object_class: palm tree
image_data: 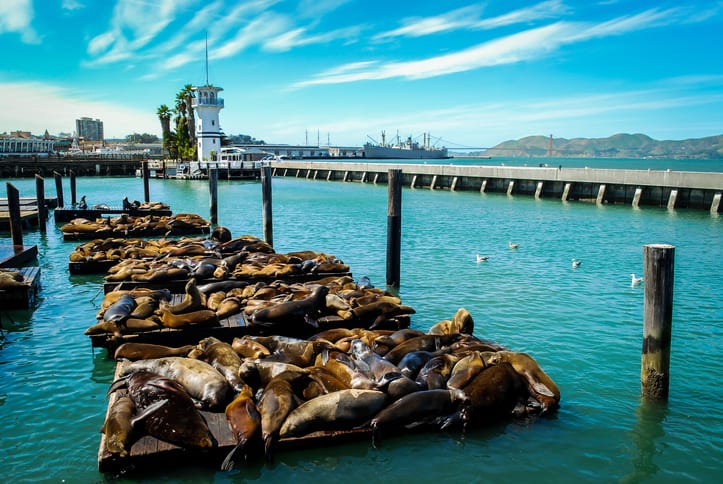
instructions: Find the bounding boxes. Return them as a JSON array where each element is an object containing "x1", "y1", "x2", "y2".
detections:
[
  {"x1": 181, "y1": 84, "x2": 196, "y2": 147},
  {"x1": 156, "y1": 104, "x2": 172, "y2": 155}
]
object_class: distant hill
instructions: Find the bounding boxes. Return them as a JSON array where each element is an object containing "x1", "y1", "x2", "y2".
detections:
[{"x1": 478, "y1": 133, "x2": 723, "y2": 159}]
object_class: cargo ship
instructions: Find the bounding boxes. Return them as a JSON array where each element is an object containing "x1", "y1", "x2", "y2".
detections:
[{"x1": 363, "y1": 131, "x2": 448, "y2": 159}]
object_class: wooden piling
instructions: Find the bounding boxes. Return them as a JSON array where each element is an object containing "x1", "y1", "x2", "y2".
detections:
[
  {"x1": 6, "y1": 183, "x2": 23, "y2": 246},
  {"x1": 641, "y1": 243, "x2": 675, "y2": 400},
  {"x1": 35, "y1": 175, "x2": 46, "y2": 232},
  {"x1": 261, "y1": 165, "x2": 273, "y2": 248},
  {"x1": 53, "y1": 171, "x2": 64, "y2": 207},
  {"x1": 70, "y1": 170, "x2": 77, "y2": 206},
  {"x1": 386, "y1": 169, "x2": 402, "y2": 287},
  {"x1": 142, "y1": 161, "x2": 150, "y2": 203},
  {"x1": 209, "y1": 167, "x2": 218, "y2": 225}
]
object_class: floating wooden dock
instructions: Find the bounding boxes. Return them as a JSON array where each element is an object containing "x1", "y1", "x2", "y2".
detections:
[
  {"x1": 62, "y1": 225, "x2": 210, "y2": 241},
  {"x1": 54, "y1": 205, "x2": 173, "y2": 223},
  {"x1": 0, "y1": 245, "x2": 38, "y2": 268},
  {"x1": 271, "y1": 161, "x2": 723, "y2": 212},
  {"x1": 0, "y1": 266, "x2": 41, "y2": 309}
]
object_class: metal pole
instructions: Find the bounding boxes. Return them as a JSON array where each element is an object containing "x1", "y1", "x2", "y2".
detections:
[
  {"x1": 641, "y1": 243, "x2": 675, "y2": 400},
  {"x1": 386, "y1": 169, "x2": 402, "y2": 287},
  {"x1": 261, "y1": 165, "x2": 273, "y2": 248}
]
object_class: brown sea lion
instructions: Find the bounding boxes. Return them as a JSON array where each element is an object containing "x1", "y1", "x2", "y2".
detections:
[
  {"x1": 158, "y1": 308, "x2": 218, "y2": 329},
  {"x1": 215, "y1": 296, "x2": 242, "y2": 319},
  {"x1": 372, "y1": 328, "x2": 426, "y2": 355},
  {"x1": 427, "y1": 307, "x2": 475, "y2": 335},
  {"x1": 280, "y1": 389, "x2": 388, "y2": 439},
  {"x1": 383, "y1": 334, "x2": 461, "y2": 365},
  {"x1": 84, "y1": 317, "x2": 161, "y2": 336},
  {"x1": 463, "y1": 362, "x2": 528, "y2": 424},
  {"x1": 232, "y1": 336, "x2": 271, "y2": 359},
  {"x1": 165, "y1": 278, "x2": 204, "y2": 314},
  {"x1": 120, "y1": 371, "x2": 215, "y2": 449},
  {"x1": 258, "y1": 371, "x2": 309, "y2": 461},
  {"x1": 446, "y1": 351, "x2": 489, "y2": 390},
  {"x1": 101, "y1": 395, "x2": 136, "y2": 458},
  {"x1": 191, "y1": 337, "x2": 245, "y2": 392},
  {"x1": 119, "y1": 356, "x2": 232, "y2": 411},
  {"x1": 349, "y1": 339, "x2": 420, "y2": 400},
  {"x1": 221, "y1": 384, "x2": 261, "y2": 470},
  {"x1": 348, "y1": 300, "x2": 416, "y2": 329},
  {"x1": 483, "y1": 351, "x2": 561, "y2": 412},
  {"x1": 114, "y1": 342, "x2": 195, "y2": 361},
  {"x1": 237, "y1": 359, "x2": 307, "y2": 389},
  {"x1": 249, "y1": 285, "x2": 329, "y2": 331},
  {"x1": 369, "y1": 388, "x2": 470, "y2": 447}
]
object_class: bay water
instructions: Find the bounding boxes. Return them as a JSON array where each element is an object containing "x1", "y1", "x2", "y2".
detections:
[{"x1": 1, "y1": 158, "x2": 721, "y2": 483}]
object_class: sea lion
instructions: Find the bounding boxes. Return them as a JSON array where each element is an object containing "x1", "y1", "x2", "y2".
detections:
[
  {"x1": 349, "y1": 339, "x2": 419, "y2": 400},
  {"x1": 0, "y1": 270, "x2": 28, "y2": 289},
  {"x1": 462, "y1": 362, "x2": 528, "y2": 424},
  {"x1": 114, "y1": 342, "x2": 195, "y2": 361},
  {"x1": 211, "y1": 225, "x2": 232, "y2": 242},
  {"x1": 446, "y1": 351, "x2": 489, "y2": 390},
  {"x1": 215, "y1": 296, "x2": 242, "y2": 319},
  {"x1": 232, "y1": 336, "x2": 271, "y2": 359},
  {"x1": 483, "y1": 351, "x2": 561, "y2": 412},
  {"x1": 237, "y1": 359, "x2": 307, "y2": 389},
  {"x1": 158, "y1": 308, "x2": 218, "y2": 329},
  {"x1": 427, "y1": 307, "x2": 474, "y2": 335},
  {"x1": 280, "y1": 389, "x2": 388, "y2": 439},
  {"x1": 101, "y1": 395, "x2": 136, "y2": 458},
  {"x1": 121, "y1": 371, "x2": 215, "y2": 449},
  {"x1": 383, "y1": 334, "x2": 460, "y2": 365},
  {"x1": 84, "y1": 317, "x2": 161, "y2": 336},
  {"x1": 372, "y1": 328, "x2": 426, "y2": 355},
  {"x1": 249, "y1": 285, "x2": 329, "y2": 331},
  {"x1": 348, "y1": 300, "x2": 416, "y2": 329},
  {"x1": 258, "y1": 370, "x2": 310, "y2": 461},
  {"x1": 119, "y1": 357, "x2": 232, "y2": 411},
  {"x1": 103, "y1": 294, "x2": 137, "y2": 324},
  {"x1": 165, "y1": 278, "x2": 204, "y2": 314},
  {"x1": 415, "y1": 354, "x2": 460, "y2": 390},
  {"x1": 191, "y1": 337, "x2": 245, "y2": 392},
  {"x1": 221, "y1": 384, "x2": 261, "y2": 470},
  {"x1": 314, "y1": 352, "x2": 377, "y2": 390},
  {"x1": 369, "y1": 388, "x2": 470, "y2": 447}
]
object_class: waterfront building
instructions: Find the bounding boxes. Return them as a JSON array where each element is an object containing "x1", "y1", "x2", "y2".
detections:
[
  {"x1": 75, "y1": 117, "x2": 104, "y2": 142},
  {"x1": 192, "y1": 84, "x2": 224, "y2": 165},
  {"x1": 0, "y1": 133, "x2": 55, "y2": 157}
]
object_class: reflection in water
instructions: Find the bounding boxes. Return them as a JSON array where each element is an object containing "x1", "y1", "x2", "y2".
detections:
[{"x1": 622, "y1": 399, "x2": 668, "y2": 483}]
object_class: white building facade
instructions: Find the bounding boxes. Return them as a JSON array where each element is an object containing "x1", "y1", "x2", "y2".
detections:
[{"x1": 192, "y1": 84, "x2": 224, "y2": 166}]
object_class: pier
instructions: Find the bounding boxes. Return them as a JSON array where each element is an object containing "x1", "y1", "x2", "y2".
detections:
[{"x1": 270, "y1": 161, "x2": 723, "y2": 212}]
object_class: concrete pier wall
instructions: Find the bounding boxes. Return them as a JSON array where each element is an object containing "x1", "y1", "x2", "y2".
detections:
[{"x1": 271, "y1": 161, "x2": 723, "y2": 212}]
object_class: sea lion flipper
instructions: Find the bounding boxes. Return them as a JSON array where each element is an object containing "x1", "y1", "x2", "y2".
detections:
[
  {"x1": 106, "y1": 376, "x2": 129, "y2": 397},
  {"x1": 130, "y1": 398, "x2": 168, "y2": 426},
  {"x1": 532, "y1": 381, "x2": 556, "y2": 397}
]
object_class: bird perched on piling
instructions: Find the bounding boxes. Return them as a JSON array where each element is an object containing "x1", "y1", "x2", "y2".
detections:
[
  {"x1": 571, "y1": 258, "x2": 582, "y2": 269},
  {"x1": 630, "y1": 273, "x2": 644, "y2": 286}
]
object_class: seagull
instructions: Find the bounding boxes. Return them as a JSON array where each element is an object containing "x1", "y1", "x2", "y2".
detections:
[
  {"x1": 508, "y1": 241, "x2": 520, "y2": 249},
  {"x1": 476, "y1": 254, "x2": 489, "y2": 263},
  {"x1": 571, "y1": 258, "x2": 582, "y2": 269},
  {"x1": 631, "y1": 273, "x2": 644, "y2": 286}
]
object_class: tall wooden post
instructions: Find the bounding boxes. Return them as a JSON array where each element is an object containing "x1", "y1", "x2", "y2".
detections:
[
  {"x1": 641, "y1": 244, "x2": 675, "y2": 400},
  {"x1": 142, "y1": 161, "x2": 150, "y2": 203},
  {"x1": 209, "y1": 167, "x2": 218, "y2": 225},
  {"x1": 35, "y1": 175, "x2": 46, "y2": 232},
  {"x1": 261, "y1": 165, "x2": 273, "y2": 248},
  {"x1": 70, "y1": 170, "x2": 77, "y2": 206},
  {"x1": 386, "y1": 169, "x2": 402, "y2": 287},
  {"x1": 53, "y1": 171, "x2": 64, "y2": 207},
  {"x1": 6, "y1": 183, "x2": 23, "y2": 247}
]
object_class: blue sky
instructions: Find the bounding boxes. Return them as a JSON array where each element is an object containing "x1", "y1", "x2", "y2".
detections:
[{"x1": 1, "y1": 0, "x2": 721, "y2": 149}]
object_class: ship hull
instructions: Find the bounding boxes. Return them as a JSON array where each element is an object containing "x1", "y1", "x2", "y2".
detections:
[{"x1": 363, "y1": 145, "x2": 448, "y2": 159}]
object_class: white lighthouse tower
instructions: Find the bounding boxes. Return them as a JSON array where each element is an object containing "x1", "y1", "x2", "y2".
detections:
[{"x1": 192, "y1": 83, "x2": 224, "y2": 167}]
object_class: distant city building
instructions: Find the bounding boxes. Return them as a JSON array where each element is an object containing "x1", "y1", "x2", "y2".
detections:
[
  {"x1": 0, "y1": 132, "x2": 55, "y2": 156},
  {"x1": 76, "y1": 117, "x2": 104, "y2": 142}
]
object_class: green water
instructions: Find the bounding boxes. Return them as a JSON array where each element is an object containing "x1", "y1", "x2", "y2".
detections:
[{"x1": 0, "y1": 173, "x2": 721, "y2": 483}]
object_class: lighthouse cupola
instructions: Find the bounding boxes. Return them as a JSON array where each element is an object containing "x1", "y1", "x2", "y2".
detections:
[{"x1": 192, "y1": 84, "x2": 224, "y2": 165}]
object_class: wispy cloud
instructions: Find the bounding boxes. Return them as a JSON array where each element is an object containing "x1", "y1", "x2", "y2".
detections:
[
  {"x1": 292, "y1": 7, "x2": 688, "y2": 89},
  {"x1": 0, "y1": 0, "x2": 40, "y2": 44},
  {"x1": 374, "y1": 0, "x2": 570, "y2": 40},
  {"x1": 62, "y1": 0, "x2": 85, "y2": 11}
]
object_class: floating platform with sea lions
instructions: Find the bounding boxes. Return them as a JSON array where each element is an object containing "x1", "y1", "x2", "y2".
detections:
[
  {"x1": 0, "y1": 266, "x2": 41, "y2": 309},
  {"x1": 60, "y1": 213, "x2": 211, "y2": 241},
  {"x1": 54, "y1": 199, "x2": 172, "y2": 222},
  {"x1": 97, "y1": 307, "x2": 561, "y2": 474}
]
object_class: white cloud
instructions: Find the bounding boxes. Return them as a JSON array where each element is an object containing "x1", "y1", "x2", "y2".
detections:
[
  {"x1": 62, "y1": 0, "x2": 85, "y2": 11},
  {"x1": 0, "y1": 0, "x2": 40, "y2": 44},
  {"x1": 0, "y1": 81, "x2": 159, "y2": 137}
]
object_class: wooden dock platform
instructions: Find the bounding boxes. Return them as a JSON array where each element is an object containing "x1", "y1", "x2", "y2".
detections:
[
  {"x1": 62, "y1": 225, "x2": 209, "y2": 241},
  {"x1": 0, "y1": 266, "x2": 41, "y2": 309},
  {"x1": 0, "y1": 245, "x2": 38, "y2": 268},
  {"x1": 54, "y1": 205, "x2": 172, "y2": 223}
]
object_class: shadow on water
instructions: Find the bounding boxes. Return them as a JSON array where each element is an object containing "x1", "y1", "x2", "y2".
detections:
[{"x1": 621, "y1": 398, "x2": 669, "y2": 483}]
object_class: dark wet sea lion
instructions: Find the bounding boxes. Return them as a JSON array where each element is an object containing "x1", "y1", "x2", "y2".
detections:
[
  {"x1": 349, "y1": 339, "x2": 419, "y2": 400},
  {"x1": 221, "y1": 384, "x2": 261, "y2": 470},
  {"x1": 349, "y1": 300, "x2": 416, "y2": 329},
  {"x1": 119, "y1": 357, "x2": 232, "y2": 410},
  {"x1": 280, "y1": 389, "x2": 388, "y2": 439},
  {"x1": 383, "y1": 334, "x2": 459, "y2": 365},
  {"x1": 249, "y1": 285, "x2": 329, "y2": 330},
  {"x1": 101, "y1": 395, "x2": 136, "y2": 458},
  {"x1": 415, "y1": 354, "x2": 460, "y2": 390},
  {"x1": 463, "y1": 362, "x2": 527, "y2": 424},
  {"x1": 197, "y1": 279, "x2": 250, "y2": 294},
  {"x1": 369, "y1": 388, "x2": 470, "y2": 447},
  {"x1": 103, "y1": 294, "x2": 137, "y2": 323},
  {"x1": 482, "y1": 351, "x2": 561, "y2": 412},
  {"x1": 237, "y1": 359, "x2": 307, "y2": 389},
  {"x1": 211, "y1": 225, "x2": 232, "y2": 242},
  {"x1": 114, "y1": 342, "x2": 195, "y2": 361},
  {"x1": 123, "y1": 371, "x2": 215, "y2": 449},
  {"x1": 371, "y1": 329, "x2": 426, "y2": 355}
]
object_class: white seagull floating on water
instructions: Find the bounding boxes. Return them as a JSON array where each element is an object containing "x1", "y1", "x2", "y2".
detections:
[
  {"x1": 508, "y1": 241, "x2": 520, "y2": 249},
  {"x1": 630, "y1": 273, "x2": 644, "y2": 286},
  {"x1": 476, "y1": 254, "x2": 489, "y2": 263},
  {"x1": 571, "y1": 258, "x2": 582, "y2": 269}
]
